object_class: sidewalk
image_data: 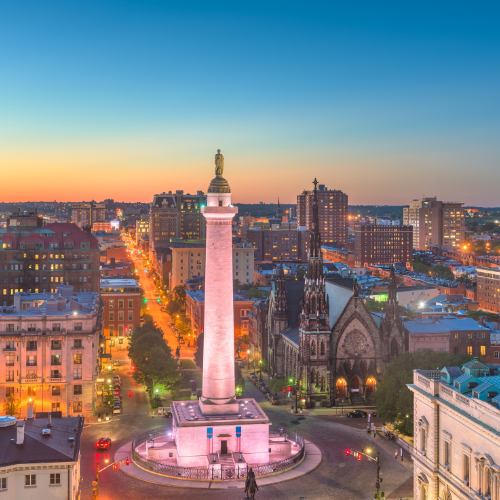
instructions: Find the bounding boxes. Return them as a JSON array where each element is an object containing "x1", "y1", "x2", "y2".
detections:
[
  {"x1": 367, "y1": 430, "x2": 413, "y2": 472},
  {"x1": 115, "y1": 440, "x2": 322, "y2": 489}
]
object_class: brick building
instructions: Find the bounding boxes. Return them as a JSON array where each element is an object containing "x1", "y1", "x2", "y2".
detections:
[
  {"x1": 0, "y1": 211, "x2": 100, "y2": 306},
  {"x1": 248, "y1": 298, "x2": 269, "y2": 362},
  {"x1": 185, "y1": 290, "x2": 255, "y2": 344},
  {"x1": 477, "y1": 266, "x2": 500, "y2": 313},
  {"x1": 354, "y1": 224, "x2": 413, "y2": 267},
  {"x1": 149, "y1": 191, "x2": 206, "y2": 256},
  {"x1": 297, "y1": 182, "x2": 348, "y2": 246},
  {"x1": 241, "y1": 229, "x2": 309, "y2": 261},
  {"x1": 0, "y1": 284, "x2": 102, "y2": 418},
  {"x1": 100, "y1": 278, "x2": 142, "y2": 352}
]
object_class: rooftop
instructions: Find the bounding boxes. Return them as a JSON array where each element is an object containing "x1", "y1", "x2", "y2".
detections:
[
  {"x1": 404, "y1": 317, "x2": 488, "y2": 335},
  {"x1": 100, "y1": 278, "x2": 140, "y2": 288},
  {"x1": 0, "y1": 415, "x2": 84, "y2": 467}
]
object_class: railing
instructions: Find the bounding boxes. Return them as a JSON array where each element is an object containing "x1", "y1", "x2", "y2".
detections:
[{"x1": 132, "y1": 426, "x2": 306, "y2": 481}]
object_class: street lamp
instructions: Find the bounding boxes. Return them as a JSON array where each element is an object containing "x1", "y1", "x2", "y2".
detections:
[
  {"x1": 259, "y1": 360, "x2": 263, "y2": 382},
  {"x1": 247, "y1": 349, "x2": 250, "y2": 369}
]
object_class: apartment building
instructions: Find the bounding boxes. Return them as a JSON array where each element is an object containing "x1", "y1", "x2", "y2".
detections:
[
  {"x1": 100, "y1": 278, "x2": 142, "y2": 351},
  {"x1": 403, "y1": 197, "x2": 465, "y2": 250},
  {"x1": 241, "y1": 228, "x2": 309, "y2": 261},
  {"x1": 0, "y1": 285, "x2": 101, "y2": 418},
  {"x1": 135, "y1": 218, "x2": 149, "y2": 246},
  {"x1": 477, "y1": 266, "x2": 500, "y2": 313},
  {"x1": 409, "y1": 359, "x2": 500, "y2": 500},
  {"x1": 0, "y1": 211, "x2": 100, "y2": 306},
  {"x1": 297, "y1": 183, "x2": 348, "y2": 246},
  {"x1": 354, "y1": 224, "x2": 413, "y2": 267},
  {"x1": 71, "y1": 202, "x2": 105, "y2": 228},
  {"x1": 148, "y1": 190, "x2": 206, "y2": 255},
  {"x1": 169, "y1": 245, "x2": 255, "y2": 289}
]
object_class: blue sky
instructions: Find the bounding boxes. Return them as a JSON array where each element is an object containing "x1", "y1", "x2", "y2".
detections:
[{"x1": 1, "y1": 1, "x2": 499, "y2": 205}]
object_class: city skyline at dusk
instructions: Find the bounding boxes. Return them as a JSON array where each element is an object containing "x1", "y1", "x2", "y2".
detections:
[{"x1": 1, "y1": 1, "x2": 499, "y2": 205}]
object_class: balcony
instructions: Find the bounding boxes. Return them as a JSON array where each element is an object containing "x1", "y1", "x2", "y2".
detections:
[
  {"x1": 26, "y1": 362, "x2": 37, "y2": 367},
  {"x1": 3, "y1": 347, "x2": 16, "y2": 351},
  {"x1": 48, "y1": 376, "x2": 66, "y2": 383},
  {"x1": 21, "y1": 376, "x2": 40, "y2": 383}
]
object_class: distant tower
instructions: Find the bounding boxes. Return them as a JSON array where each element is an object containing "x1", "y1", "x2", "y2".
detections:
[
  {"x1": 199, "y1": 150, "x2": 239, "y2": 415},
  {"x1": 270, "y1": 258, "x2": 289, "y2": 377},
  {"x1": 276, "y1": 198, "x2": 282, "y2": 219}
]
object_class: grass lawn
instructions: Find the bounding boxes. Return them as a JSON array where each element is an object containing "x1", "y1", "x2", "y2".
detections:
[{"x1": 179, "y1": 359, "x2": 196, "y2": 369}]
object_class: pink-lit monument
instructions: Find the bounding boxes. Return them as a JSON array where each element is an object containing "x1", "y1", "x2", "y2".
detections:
[{"x1": 171, "y1": 150, "x2": 271, "y2": 468}]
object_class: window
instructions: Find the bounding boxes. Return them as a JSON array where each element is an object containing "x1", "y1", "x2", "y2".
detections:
[
  {"x1": 52, "y1": 323, "x2": 61, "y2": 331},
  {"x1": 118, "y1": 325, "x2": 124, "y2": 335},
  {"x1": 109, "y1": 312, "x2": 114, "y2": 321},
  {"x1": 6, "y1": 323, "x2": 14, "y2": 332},
  {"x1": 74, "y1": 353, "x2": 82, "y2": 364},
  {"x1": 74, "y1": 368, "x2": 82, "y2": 379},
  {"x1": 5, "y1": 354, "x2": 14, "y2": 366},
  {"x1": 444, "y1": 440, "x2": 451, "y2": 468},
  {"x1": 27, "y1": 340, "x2": 37, "y2": 350},
  {"x1": 51, "y1": 355, "x2": 61, "y2": 365},
  {"x1": 74, "y1": 322, "x2": 82, "y2": 331},
  {"x1": 463, "y1": 454, "x2": 470, "y2": 482},
  {"x1": 6, "y1": 370, "x2": 14, "y2": 382},
  {"x1": 52, "y1": 402, "x2": 60, "y2": 412},
  {"x1": 27, "y1": 323, "x2": 37, "y2": 332},
  {"x1": 74, "y1": 339, "x2": 82, "y2": 348},
  {"x1": 51, "y1": 340, "x2": 61, "y2": 350},
  {"x1": 25, "y1": 474, "x2": 36, "y2": 486},
  {"x1": 467, "y1": 346, "x2": 472, "y2": 355},
  {"x1": 481, "y1": 345, "x2": 486, "y2": 356},
  {"x1": 118, "y1": 311, "x2": 124, "y2": 321},
  {"x1": 52, "y1": 386, "x2": 61, "y2": 396},
  {"x1": 0, "y1": 477, "x2": 6, "y2": 490},
  {"x1": 128, "y1": 311, "x2": 133, "y2": 321},
  {"x1": 74, "y1": 384, "x2": 82, "y2": 395},
  {"x1": 5, "y1": 387, "x2": 14, "y2": 397},
  {"x1": 118, "y1": 300, "x2": 124, "y2": 308},
  {"x1": 109, "y1": 325, "x2": 114, "y2": 336},
  {"x1": 109, "y1": 300, "x2": 114, "y2": 309},
  {"x1": 495, "y1": 351, "x2": 499, "y2": 360},
  {"x1": 128, "y1": 299, "x2": 133, "y2": 308},
  {"x1": 73, "y1": 401, "x2": 82, "y2": 413},
  {"x1": 27, "y1": 355, "x2": 37, "y2": 366},
  {"x1": 28, "y1": 387, "x2": 36, "y2": 396}
]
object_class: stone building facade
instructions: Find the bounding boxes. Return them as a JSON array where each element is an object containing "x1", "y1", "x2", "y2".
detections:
[
  {"x1": 409, "y1": 359, "x2": 500, "y2": 500},
  {"x1": 268, "y1": 180, "x2": 405, "y2": 407}
]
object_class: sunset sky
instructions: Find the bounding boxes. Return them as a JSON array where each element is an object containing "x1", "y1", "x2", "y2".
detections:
[{"x1": 1, "y1": 1, "x2": 499, "y2": 205}]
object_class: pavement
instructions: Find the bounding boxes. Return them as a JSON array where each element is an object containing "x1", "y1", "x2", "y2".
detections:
[{"x1": 114, "y1": 439, "x2": 322, "y2": 489}]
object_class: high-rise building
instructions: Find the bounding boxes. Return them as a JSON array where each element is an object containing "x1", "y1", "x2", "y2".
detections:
[
  {"x1": 354, "y1": 224, "x2": 413, "y2": 267},
  {"x1": 135, "y1": 218, "x2": 149, "y2": 245},
  {"x1": 297, "y1": 183, "x2": 347, "y2": 247},
  {"x1": 403, "y1": 197, "x2": 465, "y2": 250},
  {"x1": 241, "y1": 228, "x2": 309, "y2": 261},
  {"x1": 0, "y1": 211, "x2": 100, "y2": 306},
  {"x1": 477, "y1": 267, "x2": 500, "y2": 313},
  {"x1": 71, "y1": 202, "x2": 105, "y2": 228},
  {"x1": 149, "y1": 190, "x2": 206, "y2": 255}
]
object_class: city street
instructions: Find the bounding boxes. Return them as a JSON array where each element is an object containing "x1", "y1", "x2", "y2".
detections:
[
  {"x1": 129, "y1": 245, "x2": 195, "y2": 360},
  {"x1": 80, "y1": 356, "x2": 412, "y2": 500}
]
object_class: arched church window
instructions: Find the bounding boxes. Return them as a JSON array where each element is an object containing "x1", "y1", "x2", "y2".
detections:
[
  {"x1": 310, "y1": 368, "x2": 315, "y2": 383},
  {"x1": 316, "y1": 372, "x2": 320, "y2": 386},
  {"x1": 311, "y1": 340, "x2": 316, "y2": 355},
  {"x1": 321, "y1": 376, "x2": 325, "y2": 391},
  {"x1": 320, "y1": 340, "x2": 325, "y2": 355}
]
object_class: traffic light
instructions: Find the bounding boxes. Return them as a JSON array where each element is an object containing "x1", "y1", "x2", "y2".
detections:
[
  {"x1": 126, "y1": 457, "x2": 130, "y2": 466},
  {"x1": 282, "y1": 388, "x2": 286, "y2": 393},
  {"x1": 143, "y1": 298, "x2": 148, "y2": 303},
  {"x1": 358, "y1": 454, "x2": 362, "y2": 461},
  {"x1": 345, "y1": 449, "x2": 351, "y2": 455}
]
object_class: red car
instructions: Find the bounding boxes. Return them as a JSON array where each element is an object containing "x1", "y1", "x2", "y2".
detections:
[{"x1": 96, "y1": 437, "x2": 111, "y2": 450}]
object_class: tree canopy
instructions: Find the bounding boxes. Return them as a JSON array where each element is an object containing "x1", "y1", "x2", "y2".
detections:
[
  {"x1": 128, "y1": 319, "x2": 181, "y2": 397},
  {"x1": 3, "y1": 395, "x2": 21, "y2": 416},
  {"x1": 172, "y1": 286, "x2": 186, "y2": 307},
  {"x1": 375, "y1": 349, "x2": 471, "y2": 435},
  {"x1": 247, "y1": 288, "x2": 270, "y2": 299},
  {"x1": 166, "y1": 300, "x2": 181, "y2": 316}
]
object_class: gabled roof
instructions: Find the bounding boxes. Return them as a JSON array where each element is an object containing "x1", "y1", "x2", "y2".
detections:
[
  {"x1": 454, "y1": 373, "x2": 473, "y2": 385},
  {"x1": 325, "y1": 280, "x2": 354, "y2": 329},
  {"x1": 282, "y1": 323, "x2": 300, "y2": 347},
  {"x1": 443, "y1": 366, "x2": 463, "y2": 378},
  {"x1": 284, "y1": 279, "x2": 304, "y2": 325}
]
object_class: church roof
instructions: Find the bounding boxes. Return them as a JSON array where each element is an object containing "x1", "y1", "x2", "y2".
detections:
[
  {"x1": 282, "y1": 323, "x2": 300, "y2": 347},
  {"x1": 285, "y1": 279, "x2": 304, "y2": 325},
  {"x1": 370, "y1": 312, "x2": 384, "y2": 327},
  {"x1": 325, "y1": 280, "x2": 354, "y2": 329}
]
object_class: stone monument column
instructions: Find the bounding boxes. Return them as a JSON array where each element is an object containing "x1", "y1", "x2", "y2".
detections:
[{"x1": 199, "y1": 150, "x2": 239, "y2": 415}]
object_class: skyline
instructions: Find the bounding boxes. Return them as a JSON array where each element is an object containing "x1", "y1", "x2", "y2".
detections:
[{"x1": 1, "y1": 1, "x2": 499, "y2": 205}]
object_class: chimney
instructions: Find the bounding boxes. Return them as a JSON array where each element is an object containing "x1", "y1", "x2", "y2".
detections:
[
  {"x1": 494, "y1": 321, "x2": 500, "y2": 331},
  {"x1": 16, "y1": 421, "x2": 25, "y2": 445},
  {"x1": 478, "y1": 316, "x2": 485, "y2": 326}
]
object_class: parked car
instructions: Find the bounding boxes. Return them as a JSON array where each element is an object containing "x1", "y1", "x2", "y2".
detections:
[
  {"x1": 270, "y1": 394, "x2": 281, "y2": 405},
  {"x1": 113, "y1": 375, "x2": 121, "y2": 382},
  {"x1": 261, "y1": 385, "x2": 270, "y2": 394},
  {"x1": 346, "y1": 410, "x2": 367, "y2": 418},
  {"x1": 96, "y1": 437, "x2": 111, "y2": 449},
  {"x1": 113, "y1": 360, "x2": 120, "y2": 366},
  {"x1": 113, "y1": 406, "x2": 121, "y2": 414},
  {"x1": 249, "y1": 372, "x2": 255, "y2": 376}
]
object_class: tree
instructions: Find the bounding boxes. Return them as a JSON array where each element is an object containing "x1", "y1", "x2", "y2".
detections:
[
  {"x1": 269, "y1": 377, "x2": 288, "y2": 394},
  {"x1": 467, "y1": 310, "x2": 500, "y2": 322},
  {"x1": 194, "y1": 331, "x2": 204, "y2": 369},
  {"x1": 412, "y1": 261, "x2": 432, "y2": 275},
  {"x1": 375, "y1": 350, "x2": 472, "y2": 436},
  {"x1": 431, "y1": 264, "x2": 455, "y2": 281},
  {"x1": 247, "y1": 288, "x2": 270, "y2": 299},
  {"x1": 3, "y1": 395, "x2": 21, "y2": 416},
  {"x1": 172, "y1": 286, "x2": 186, "y2": 307},
  {"x1": 365, "y1": 299, "x2": 386, "y2": 313},
  {"x1": 128, "y1": 321, "x2": 181, "y2": 398},
  {"x1": 235, "y1": 334, "x2": 249, "y2": 357},
  {"x1": 295, "y1": 266, "x2": 306, "y2": 280},
  {"x1": 166, "y1": 300, "x2": 181, "y2": 316}
]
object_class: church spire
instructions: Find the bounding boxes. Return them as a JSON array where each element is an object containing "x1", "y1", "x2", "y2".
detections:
[
  {"x1": 381, "y1": 265, "x2": 402, "y2": 333},
  {"x1": 274, "y1": 256, "x2": 288, "y2": 320},
  {"x1": 306, "y1": 178, "x2": 322, "y2": 280}
]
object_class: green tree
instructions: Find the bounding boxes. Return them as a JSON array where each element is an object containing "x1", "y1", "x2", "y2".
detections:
[
  {"x1": 166, "y1": 300, "x2": 181, "y2": 316},
  {"x1": 268, "y1": 377, "x2": 288, "y2": 394},
  {"x1": 3, "y1": 395, "x2": 21, "y2": 416},
  {"x1": 467, "y1": 310, "x2": 500, "y2": 322},
  {"x1": 412, "y1": 261, "x2": 432, "y2": 275},
  {"x1": 365, "y1": 299, "x2": 386, "y2": 313},
  {"x1": 247, "y1": 288, "x2": 270, "y2": 299},
  {"x1": 194, "y1": 331, "x2": 204, "y2": 369},
  {"x1": 375, "y1": 350, "x2": 472, "y2": 436},
  {"x1": 295, "y1": 266, "x2": 306, "y2": 280},
  {"x1": 431, "y1": 264, "x2": 455, "y2": 281},
  {"x1": 235, "y1": 334, "x2": 249, "y2": 357},
  {"x1": 172, "y1": 285, "x2": 186, "y2": 307},
  {"x1": 128, "y1": 321, "x2": 181, "y2": 398}
]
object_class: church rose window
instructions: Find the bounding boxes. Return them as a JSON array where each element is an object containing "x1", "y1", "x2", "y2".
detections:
[{"x1": 343, "y1": 332, "x2": 367, "y2": 356}]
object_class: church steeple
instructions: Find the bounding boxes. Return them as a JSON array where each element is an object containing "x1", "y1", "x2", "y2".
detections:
[
  {"x1": 276, "y1": 197, "x2": 281, "y2": 219},
  {"x1": 273, "y1": 257, "x2": 288, "y2": 321},
  {"x1": 381, "y1": 265, "x2": 402, "y2": 333},
  {"x1": 301, "y1": 178, "x2": 329, "y2": 331}
]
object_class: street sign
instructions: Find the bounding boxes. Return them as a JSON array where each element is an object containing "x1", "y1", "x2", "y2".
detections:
[
  {"x1": 207, "y1": 427, "x2": 213, "y2": 439},
  {"x1": 236, "y1": 426, "x2": 241, "y2": 438}
]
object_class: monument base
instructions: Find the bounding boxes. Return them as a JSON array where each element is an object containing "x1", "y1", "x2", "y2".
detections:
[
  {"x1": 172, "y1": 399, "x2": 270, "y2": 467},
  {"x1": 199, "y1": 396, "x2": 240, "y2": 415}
]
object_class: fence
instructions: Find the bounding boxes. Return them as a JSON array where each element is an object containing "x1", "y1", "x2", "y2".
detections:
[{"x1": 131, "y1": 426, "x2": 306, "y2": 481}]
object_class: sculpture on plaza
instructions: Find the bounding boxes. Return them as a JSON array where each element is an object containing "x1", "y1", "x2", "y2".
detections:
[{"x1": 245, "y1": 468, "x2": 259, "y2": 499}]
